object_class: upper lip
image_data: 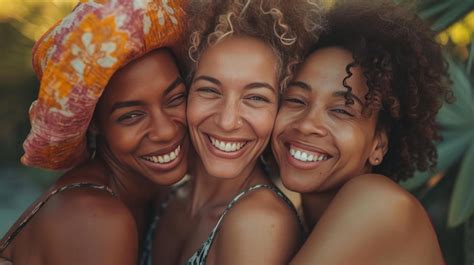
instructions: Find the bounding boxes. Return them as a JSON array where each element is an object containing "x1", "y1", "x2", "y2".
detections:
[
  {"x1": 285, "y1": 140, "x2": 333, "y2": 157},
  {"x1": 141, "y1": 136, "x2": 185, "y2": 157},
  {"x1": 206, "y1": 133, "x2": 251, "y2": 143}
]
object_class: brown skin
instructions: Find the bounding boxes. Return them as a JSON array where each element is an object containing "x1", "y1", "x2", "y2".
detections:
[
  {"x1": 1, "y1": 49, "x2": 189, "y2": 264},
  {"x1": 151, "y1": 36, "x2": 301, "y2": 265},
  {"x1": 272, "y1": 47, "x2": 444, "y2": 265}
]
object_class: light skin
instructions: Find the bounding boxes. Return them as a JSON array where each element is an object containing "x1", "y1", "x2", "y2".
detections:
[
  {"x1": 0, "y1": 49, "x2": 189, "y2": 264},
  {"x1": 151, "y1": 36, "x2": 301, "y2": 265},
  {"x1": 272, "y1": 47, "x2": 444, "y2": 265}
]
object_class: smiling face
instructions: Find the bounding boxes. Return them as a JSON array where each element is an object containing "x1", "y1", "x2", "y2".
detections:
[
  {"x1": 187, "y1": 36, "x2": 279, "y2": 179},
  {"x1": 95, "y1": 49, "x2": 189, "y2": 186},
  {"x1": 272, "y1": 47, "x2": 387, "y2": 193}
]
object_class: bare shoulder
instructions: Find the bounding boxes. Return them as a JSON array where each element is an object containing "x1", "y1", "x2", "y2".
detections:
[
  {"x1": 292, "y1": 174, "x2": 444, "y2": 265},
  {"x1": 214, "y1": 187, "x2": 301, "y2": 265},
  {"x1": 33, "y1": 187, "x2": 138, "y2": 264}
]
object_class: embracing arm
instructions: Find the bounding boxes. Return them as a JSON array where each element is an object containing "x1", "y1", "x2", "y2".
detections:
[
  {"x1": 213, "y1": 189, "x2": 301, "y2": 265},
  {"x1": 291, "y1": 174, "x2": 444, "y2": 265},
  {"x1": 35, "y1": 188, "x2": 138, "y2": 265}
]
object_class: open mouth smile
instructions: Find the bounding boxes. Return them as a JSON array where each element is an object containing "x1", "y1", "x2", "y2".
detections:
[
  {"x1": 205, "y1": 134, "x2": 250, "y2": 158},
  {"x1": 285, "y1": 143, "x2": 332, "y2": 170},
  {"x1": 141, "y1": 145, "x2": 181, "y2": 164}
]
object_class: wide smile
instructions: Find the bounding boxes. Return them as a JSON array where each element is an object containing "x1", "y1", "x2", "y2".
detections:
[
  {"x1": 285, "y1": 143, "x2": 332, "y2": 170},
  {"x1": 139, "y1": 139, "x2": 187, "y2": 171},
  {"x1": 205, "y1": 133, "x2": 250, "y2": 159}
]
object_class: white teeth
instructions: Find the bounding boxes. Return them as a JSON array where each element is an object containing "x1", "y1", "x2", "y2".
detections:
[
  {"x1": 210, "y1": 136, "x2": 246, "y2": 153},
  {"x1": 142, "y1": 145, "x2": 181, "y2": 164},
  {"x1": 289, "y1": 147, "x2": 329, "y2": 163}
]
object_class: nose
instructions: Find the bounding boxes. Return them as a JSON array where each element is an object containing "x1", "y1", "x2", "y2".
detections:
[
  {"x1": 293, "y1": 109, "x2": 328, "y2": 137},
  {"x1": 213, "y1": 99, "x2": 243, "y2": 131},
  {"x1": 147, "y1": 110, "x2": 179, "y2": 142}
]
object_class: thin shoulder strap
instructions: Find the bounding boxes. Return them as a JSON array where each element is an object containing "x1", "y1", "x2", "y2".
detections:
[
  {"x1": 187, "y1": 184, "x2": 304, "y2": 265},
  {"x1": 0, "y1": 183, "x2": 116, "y2": 252},
  {"x1": 140, "y1": 179, "x2": 189, "y2": 265}
]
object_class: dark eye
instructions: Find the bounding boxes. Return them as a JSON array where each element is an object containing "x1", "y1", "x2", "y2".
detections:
[
  {"x1": 168, "y1": 92, "x2": 187, "y2": 107},
  {"x1": 331, "y1": 108, "x2": 354, "y2": 117},
  {"x1": 117, "y1": 112, "x2": 144, "y2": 125},
  {"x1": 196, "y1": 87, "x2": 219, "y2": 94},
  {"x1": 284, "y1": 97, "x2": 305, "y2": 105}
]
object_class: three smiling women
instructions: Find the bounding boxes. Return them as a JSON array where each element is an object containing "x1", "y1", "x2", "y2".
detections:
[{"x1": 1, "y1": 0, "x2": 449, "y2": 264}]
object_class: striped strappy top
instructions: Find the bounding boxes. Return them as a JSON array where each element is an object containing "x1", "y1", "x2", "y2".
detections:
[{"x1": 141, "y1": 183, "x2": 304, "y2": 265}]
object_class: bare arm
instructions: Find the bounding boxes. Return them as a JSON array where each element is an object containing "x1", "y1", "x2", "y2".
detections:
[
  {"x1": 35, "y1": 188, "x2": 138, "y2": 265},
  {"x1": 214, "y1": 189, "x2": 301, "y2": 265},
  {"x1": 291, "y1": 174, "x2": 444, "y2": 265}
]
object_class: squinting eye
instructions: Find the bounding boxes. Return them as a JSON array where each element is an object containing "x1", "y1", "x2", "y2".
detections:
[
  {"x1": 284, "y1": 97, "x2": 305, "y2": 105},
  {"x1": 196, "y1": 87, "x2": 219, "y2": 94},
  {"x1": 246, "y1": 95, "x2": 270, "y2": 103},
  {"x1": 168, "y1": 93, "x2": 187, "y2": 106},
  {"x1": 117, "y1": 112, "x2": 144, "y2": 125},
  {"x1": 331, "y1": 109, "x2": 354, "y2": 117}
]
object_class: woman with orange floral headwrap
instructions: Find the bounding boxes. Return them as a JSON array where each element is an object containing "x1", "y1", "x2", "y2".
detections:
[{"x1": 0, "y1": 0, "x2": 189, "y2": 264}]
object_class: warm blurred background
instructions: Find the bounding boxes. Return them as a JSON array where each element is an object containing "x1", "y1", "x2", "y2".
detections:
[{"x1": 0, "y1": 0, "x2": 473, "y2": 264}]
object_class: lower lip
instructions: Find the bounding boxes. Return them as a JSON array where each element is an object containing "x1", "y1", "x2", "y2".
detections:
[
  {"x1": 140, "y1": 144, "x2": 186, "y2": 171},
  {"x1": 285, "y1": 148, "x2": 328, "y2": 170},
  {"x1": 205, "y1": 134, "x2": 248, "y2": 159}
]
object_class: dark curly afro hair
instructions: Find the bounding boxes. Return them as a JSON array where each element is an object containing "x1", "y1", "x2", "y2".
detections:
[{"x1": 308, "y1": 0, "x2": 453, "y2": 182}]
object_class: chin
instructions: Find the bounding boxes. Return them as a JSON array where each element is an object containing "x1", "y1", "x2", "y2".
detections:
[
  {"x1": 280, "y1": 169, "x2": 319, "y2": 194},
  {"x1": 204, "y1": 164, "x2": 245, "y2": 180}
]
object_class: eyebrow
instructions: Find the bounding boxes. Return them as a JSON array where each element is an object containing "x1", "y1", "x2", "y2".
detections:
[
  {"x1": 333, "y1": 90, "x2": 364, "y2": 105},
  {"x1": 193, "y1": 75, "x2": 222, "y2": 86},
  {"x1": 194, "y1": 75, "x2": 275, "y2": 93},
  {"x1": 287, "y1": 81, "x2": 312, "y2": 91},
  {"x1": 244, "y1": 82, "x2": 276, "y2": 94},
  {"x1": 288, "y1": 81, "x2": 364, "y2": 105},
  {"x1": 110, "y1": 76, "x2": 184, "y2": 114}
]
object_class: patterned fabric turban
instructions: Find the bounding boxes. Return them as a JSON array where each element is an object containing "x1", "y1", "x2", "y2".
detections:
[{"x1": 21, "y1": 0, "x2": 186, "y2": 170}]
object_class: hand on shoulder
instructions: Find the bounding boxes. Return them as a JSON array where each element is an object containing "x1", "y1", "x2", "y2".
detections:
[{"x1": 292, "y1": 174, "x2": 444, "y2": 265}]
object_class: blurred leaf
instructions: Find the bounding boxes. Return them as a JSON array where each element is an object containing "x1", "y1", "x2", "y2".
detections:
[
  {"x1": 402, "y1": 129, "x2": 471, "y2": 190},
  {"x1": 449, "y1": 142, "x2": 474, "y2": 227},
  {"x1": 430, "y1": 1, "x2": 474, "y2": 32},
  {"x1": 419, "y1": 1, "x2": 456, "y2": 20}
]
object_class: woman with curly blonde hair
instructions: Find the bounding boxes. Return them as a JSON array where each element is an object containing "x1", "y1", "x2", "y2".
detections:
[{"x1": 143, "y1": 0, "x2": 323, "y2": 264}]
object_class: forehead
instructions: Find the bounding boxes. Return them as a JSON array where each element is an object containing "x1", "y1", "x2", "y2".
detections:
[
  {"x1": 196, "y1": 36, "x2": 278, "y2": 85},
  {"x1": 102, "y1": 50, "x2": 179, "y2": 102},
  {"x1": 295, "y1": 47, "x2": 368, "y2": 97}
]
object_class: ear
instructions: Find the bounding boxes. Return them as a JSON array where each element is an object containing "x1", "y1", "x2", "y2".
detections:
[
  {"x1": 368, "y1": 129, "x2": 388, "y2": 166},
  {"x1": 88, "y1": 119, "x2": 100, "y2": 135}
]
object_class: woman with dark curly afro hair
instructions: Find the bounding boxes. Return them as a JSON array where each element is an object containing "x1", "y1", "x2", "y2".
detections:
[{"x1": 271, "y1": 0, "x2": 452, "y2": 264}]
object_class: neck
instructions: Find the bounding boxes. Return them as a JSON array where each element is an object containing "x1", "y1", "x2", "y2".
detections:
[
  {"x1": 301, "y1": 188, "x2": 339, "y2": 230},
  {"x1": 187, "y1": 155, "x2": 264, "y2": 217},
  {"x1": 96, "y1": 157, "x2": 157, "y2": 209}
]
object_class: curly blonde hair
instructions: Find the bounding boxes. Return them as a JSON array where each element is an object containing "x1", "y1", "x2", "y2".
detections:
[{"x1": 185, "y1": 0, "x2": 325, "y2": 92}]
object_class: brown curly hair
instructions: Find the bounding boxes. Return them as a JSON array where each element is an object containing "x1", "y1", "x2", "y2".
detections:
[
  {"x1": 184, "y1": 0, "x2": 325, "y2": 92},
  {"x1": 308, "y1": 0, "x2": 453, "y2": 182}
]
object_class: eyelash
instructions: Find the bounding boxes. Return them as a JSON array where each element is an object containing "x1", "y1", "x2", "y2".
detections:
[
  {"x1": 117, "y1": 112, "x2": 144, "y2": 124},
  {"x1": 196, "y1": 87, "x2": 219, "y2": 94},
  {"x1": 284, "y1": 97, "x2": 305, "y2": 105},
  {"x1": 331, "y1": 108, "x2": 354, "y2": 117},
  {"x1": 246, "y1": 95, "x2": 270, "y2": 103},
  {"x1": 169, "y1": 92, "x2": 187, "y2": 106}
]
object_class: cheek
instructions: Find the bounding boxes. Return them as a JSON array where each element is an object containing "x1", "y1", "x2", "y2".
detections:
[
  {"x1": 186, "y1": 96, "x2": 210, "y2": 128},
  {"x1": 104, "y1": 125, "x2": 143, "y2": 154},
  {"x1": 246, "y1": 106, "x2": 278, "y2": 139}
]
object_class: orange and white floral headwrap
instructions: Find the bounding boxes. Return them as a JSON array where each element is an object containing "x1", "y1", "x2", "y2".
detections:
[{"x1": 21, "y1": 0, "x2": 186, "y2": 170}]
